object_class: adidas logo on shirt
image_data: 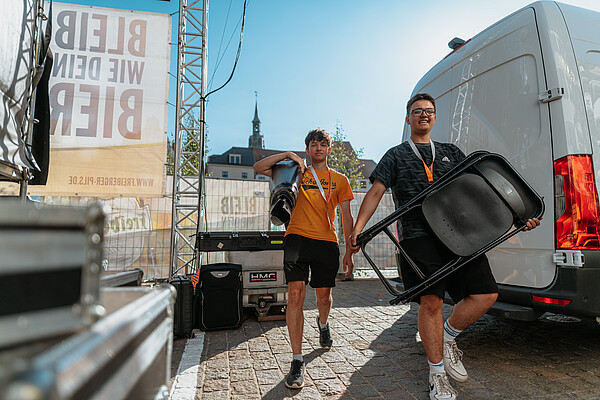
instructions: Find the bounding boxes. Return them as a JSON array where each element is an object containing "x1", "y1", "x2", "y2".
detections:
[{"x1": 442, "y1": 156, "x2": 451, "y2": 162}]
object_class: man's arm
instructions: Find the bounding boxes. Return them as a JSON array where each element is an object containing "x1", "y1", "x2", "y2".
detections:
[
  {"x1": 339, "y1": 200, "x2": 355, "y2": 278},
  {"x1": 348, "y1": 179, "x2": 387, "y2": 253},
  {"x1": 253, "y1": 151, "x2": 306, "y2": 178}
]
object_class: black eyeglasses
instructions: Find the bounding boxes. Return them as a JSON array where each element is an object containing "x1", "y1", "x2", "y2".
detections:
[{"x1": 410, "y1": 108, "x2": 436, "y2": 116}]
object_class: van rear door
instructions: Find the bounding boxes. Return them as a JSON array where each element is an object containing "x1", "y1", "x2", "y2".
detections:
[{"x1": 558, "y1": 4, "x2": 600, "y2": 207}]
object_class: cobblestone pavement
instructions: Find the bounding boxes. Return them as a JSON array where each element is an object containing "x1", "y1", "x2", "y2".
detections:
[{"x1": 194, "y1": 279, "x2": 600, "y2": 399}]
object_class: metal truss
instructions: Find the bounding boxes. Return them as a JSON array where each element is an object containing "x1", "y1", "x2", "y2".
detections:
[{"x1": 169, "y1": 0, "x2": 208, "y2": 277}]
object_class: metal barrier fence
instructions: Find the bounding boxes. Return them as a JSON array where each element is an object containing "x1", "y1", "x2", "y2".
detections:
[{"x1": 34, "y1": 177, "x2": 401, "y2": 280}]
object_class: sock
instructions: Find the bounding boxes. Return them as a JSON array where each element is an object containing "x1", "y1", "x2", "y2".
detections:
[
  {"x1": 318, "y1": 317, "x2": 328, "y2": 329},
  {"x1": 292, "y1": 354, "x2": 303, "y2": 362},
  {"x1": 428, "y1": 359, "x2": 445, "y2": 375},
  {"x1": 443, "y1": 320, "x2": 463, "y2": 343}
]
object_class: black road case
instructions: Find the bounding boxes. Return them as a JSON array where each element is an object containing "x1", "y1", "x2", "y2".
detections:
[
  {"x1": 170, "y1": 275, "x2": 194, "y2": 338},
  {"x1": 196, "y1": 231, "x2": 285, "y2": 252},
  {"x1": 0, "y1": 202, "x2": 105, "y2": 348},
  {"x1": 197, "y1": 263, "x2": 243, "y2": 331}
]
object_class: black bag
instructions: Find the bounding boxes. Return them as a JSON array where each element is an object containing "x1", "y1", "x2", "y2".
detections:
[
  {"x1": 197, "y1": 263, "x2": 243, "y2": 331},
  {"x1": 170, "y1": 276, "x2": 194, "y2": 338}
]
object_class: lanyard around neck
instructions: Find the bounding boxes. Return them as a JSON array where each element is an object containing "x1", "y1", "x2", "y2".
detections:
[
  {"x1": 309, "y1": 166, "x2": 333, "y2": 228},
  {"x1": 408, "y1": 138, "x2": 435, "y2": 182}
]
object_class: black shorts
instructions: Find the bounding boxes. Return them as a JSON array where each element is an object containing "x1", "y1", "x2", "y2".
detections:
[
  {"x1": 399, "y1": 236, "x2": 498, "y2": 303},
  {"x1": 284, "y1": 234, "x2": 340, "y2": 288}
]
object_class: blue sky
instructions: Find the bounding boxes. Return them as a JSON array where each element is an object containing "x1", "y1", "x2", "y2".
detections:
[{"x1": 56, "y1": 0, "x2": 600, "y2": 162}]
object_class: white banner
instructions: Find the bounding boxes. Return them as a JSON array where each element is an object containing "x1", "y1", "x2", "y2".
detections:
[
  {"x1": 27, "y1": 3, "x2": 171, "y2": 196},
  {"x1": 50, "y1": 3, "x2": 170, "y2": 148}
]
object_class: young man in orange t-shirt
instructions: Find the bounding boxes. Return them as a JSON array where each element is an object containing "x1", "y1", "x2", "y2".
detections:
[{"x1": 254, "y1": 129, "x2": 355, "y2": 389}]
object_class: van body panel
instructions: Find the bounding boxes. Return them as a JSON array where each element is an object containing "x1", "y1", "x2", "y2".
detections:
[
  {"x1": 534, "y1": 2, "x2": 592, "y2": 158},
  {"x1": 408, "y1": 6, "x2": 555, "y2": 288},
  {"x1": 497, "y1": 250, "x2": 600, "y2": 318},
  {"x1": 557, "y1": 3, "x2": 600, "y2": 205}
]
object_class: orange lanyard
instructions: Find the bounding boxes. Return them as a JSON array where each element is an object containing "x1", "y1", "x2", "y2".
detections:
[
  {"x1": 408, "y1": 138, "x2": 435, "y2": 183},
  {"x1": 421, "y1": 159, "x2": 434, "y2": 182}
]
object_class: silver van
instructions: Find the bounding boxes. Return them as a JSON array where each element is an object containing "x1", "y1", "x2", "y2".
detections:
[{"x1": 406, "y1": 1, "x2": 600, "y2": 320}]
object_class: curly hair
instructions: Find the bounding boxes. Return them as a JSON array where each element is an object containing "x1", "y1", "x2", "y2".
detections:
[{"x1": 305, "y1": 128, "x2": 331, "y2": 147}]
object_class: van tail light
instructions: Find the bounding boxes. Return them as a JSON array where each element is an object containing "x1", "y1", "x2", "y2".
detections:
[{"x1": 554, "y1": 155, "x2": 600, "y2": 249}]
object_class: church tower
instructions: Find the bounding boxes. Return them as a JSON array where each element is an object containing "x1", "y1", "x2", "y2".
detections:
[{"x1": 248, "y1": 95, "x2": 265, "y2": 149}]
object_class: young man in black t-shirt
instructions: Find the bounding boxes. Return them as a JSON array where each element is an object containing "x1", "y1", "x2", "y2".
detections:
[{"x1": 349, "y1": 93, "x2": 540, "y2": 400}]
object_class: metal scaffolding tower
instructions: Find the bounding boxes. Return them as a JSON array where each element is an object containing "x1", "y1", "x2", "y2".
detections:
[{"x1": 169, "y1": 0, "x2": 208, "y2": 276}]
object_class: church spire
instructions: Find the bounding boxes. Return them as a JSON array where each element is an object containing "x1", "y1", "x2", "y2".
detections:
[
  {"x1": 249, "y1": 92, "x2": 264, "y2": 149},
  {"x1": 253, "y1": 97, "x2": 260, "y2": 123}
]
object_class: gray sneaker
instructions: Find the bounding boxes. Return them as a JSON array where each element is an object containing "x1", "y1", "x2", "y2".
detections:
[
  {"x1": 285, "y1": 359, "x2": 305, "y2": 389},
  {"x1": 429, "y1": 372, "x2": 457, "y2": 400},
  {"x1": 317, "y1": 316, "x2": 333, "y2": 349},
  {"x1": 443, "y1": 340, "x2": 468, "y2": 382}
]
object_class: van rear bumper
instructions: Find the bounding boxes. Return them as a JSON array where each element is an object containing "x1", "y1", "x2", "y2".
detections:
[{"x1": 497, "y1": 250, "x2": 600, "y2": 319}]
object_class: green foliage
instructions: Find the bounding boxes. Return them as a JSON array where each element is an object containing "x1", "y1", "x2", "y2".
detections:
[
  {"x1": 167, "y1": 114, "x2": 210, "y2": 176},
  {"x1": 328, "y1": 122, "x2": 365, "y2": 189}
]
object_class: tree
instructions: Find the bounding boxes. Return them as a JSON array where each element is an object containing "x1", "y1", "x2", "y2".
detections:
[
  {"x1": 167, "y1": 113, "x2": 210, "y2": 176},
  {"x1": 328, "y1": 122, "x2": 365, "y2": 189}
]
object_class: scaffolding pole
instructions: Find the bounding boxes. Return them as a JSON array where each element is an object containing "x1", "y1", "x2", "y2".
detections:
[{"x1": 169, "y1": 0, "x2": 208, "y2": 277}]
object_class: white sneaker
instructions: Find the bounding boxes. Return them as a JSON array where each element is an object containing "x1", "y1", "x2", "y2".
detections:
[
  {"x1": 443, "y1": 341, "x2": 468, "y2": 382},
  {"x1": 429, "y1": 372, "x2": 457, "y2": 400}
]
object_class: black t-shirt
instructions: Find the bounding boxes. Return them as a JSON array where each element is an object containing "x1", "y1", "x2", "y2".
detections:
[{"x1": 370, "y1": 141, "x2": 466, "y2": 240}]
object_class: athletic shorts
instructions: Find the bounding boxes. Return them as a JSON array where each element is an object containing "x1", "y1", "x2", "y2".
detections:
[
  {"x1": 399, "y1": 236, "x2": 498, "y2": 303},
  {"x1": 283, "y1": 234, "x2": 340, "y2": 288}
]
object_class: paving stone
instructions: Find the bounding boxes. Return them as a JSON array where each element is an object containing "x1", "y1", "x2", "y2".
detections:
[
  {"x1": 228, "y1": 349, "x2": 251, "y2": 359},
  {"x1": 229, "y1": 368, "x2": 254, "y2": 382},
  {"x1": 249, "y1": 342, "x2": 271, "y2": 352},
  {"x1": 381, "y1": 389, "x2": 417, "y2": 400},
  {"x1": 306, "y1": 366, "x2": 337, "y2": 380},
  {"x1": 230, "y1": 380, "x2": 260, "y2": 395},
  {"x1": 230, "y1": 395, "x2": 261, "y2": 400},
  {"x1": 203, "y1": 366, "x2": 228, "y2": 381},
  {"x1": 259, "y1": 382, "x2": 292, "y2": 400},
  {"x1": 306, "y1": 356, "x2": 328, "y2": 368},
  {"x1": 312, "y1": 378, "x2": 346, "y2": 397},
  {"x1": 369, "y1": 356, "x2": 395, "y2": 367},
  {"x1": 250, "y1": 350, "x2": 274, "y2": 360},
  {"x1": 329, "y1": 392, "x2": 356, "y2": 400},
  {"x1": 199, "y1": 390, "x2": 229, "y2": 400},
  {"x1": 369, "y1": 375, "x2": 403, "y2": 393},
  {"x1": 337, "y1": 372, "x2": 367, "y2": 386},
  {"x1": 202, "y1": 378, "x2": 229, "y2": 392},
  {"x1": 328, "y1": 361, "x2": 357, "y2": 374},
  {"x1": 358, "y1": 364, "x2": 387, "y2": 377},
  {"x1": 319, "y1": 350, "x2": 347, "y2": 363},
  {"x1": 346, "y1": 354, "x2": 371, "y2": 367},
  {"x1": 346, "y1": 383, "x2": 382, "y2": 399},
  {"x1": 251, "y1": 356, "x2": 279, "y2": 370},
  {"x1": 255, "y1": 368, "x2": 283, "y2": 385},
  {"x1": 229, "y1": 358, "x2": 253, "y2": 369},
  {"x1": 288, "y1": 386, "x2": 322, "y2": 399},
  {"x1": 270, "y1": 345, "x2": 292, "y2": 354}
]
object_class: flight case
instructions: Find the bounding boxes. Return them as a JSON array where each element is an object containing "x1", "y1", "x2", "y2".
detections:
[
  {"x1": 0, "y1": 202, "x2": 105, "y2": 348},
  {"x1": 196, "y1": 231, "x2": 287, "y2": 319}
]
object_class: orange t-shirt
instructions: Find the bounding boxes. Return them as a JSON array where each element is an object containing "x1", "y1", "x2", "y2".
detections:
[{"x1": 285, "y1": 168, "x2": 354, "y2": 243}]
